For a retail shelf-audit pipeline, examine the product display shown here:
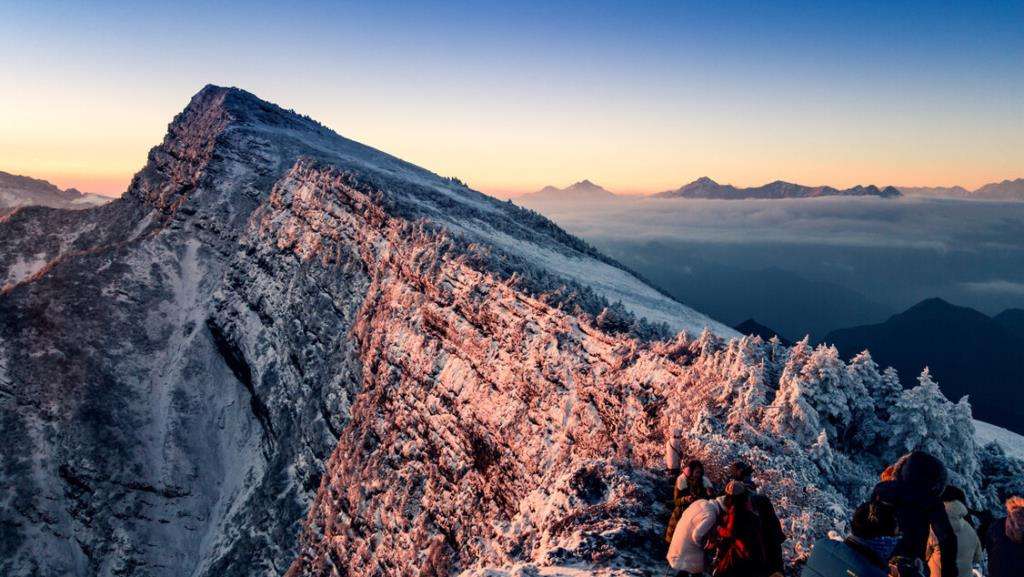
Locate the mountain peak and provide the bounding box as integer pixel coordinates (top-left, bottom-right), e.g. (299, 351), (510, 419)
(907, 296), (955, 311)
(734, 318), (791, 344)
(520, 179), (616, 201)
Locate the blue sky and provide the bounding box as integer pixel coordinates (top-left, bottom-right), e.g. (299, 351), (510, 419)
(2, 0), (1021, 195)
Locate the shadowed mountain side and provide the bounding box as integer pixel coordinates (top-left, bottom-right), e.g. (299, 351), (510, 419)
(825, 298), (1024, 433)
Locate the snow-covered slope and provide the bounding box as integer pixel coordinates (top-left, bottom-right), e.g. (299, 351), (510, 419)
(975, 420), (1024, 460)
(1, 86), (1018, 577)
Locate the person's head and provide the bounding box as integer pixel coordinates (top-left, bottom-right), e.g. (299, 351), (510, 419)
(850, 501), (898, 540)
(683, 459), (704, 480)
(940, 485), (966, 505)
(723, 480), (749, 510)
(896, 451), (948, 497)
(1007, 496), (1024, 544)
(727, 460), (754, 483)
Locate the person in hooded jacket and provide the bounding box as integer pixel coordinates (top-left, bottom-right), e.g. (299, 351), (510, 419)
(925, 486), (981, 577)
(871, 451), (958, 577)
(666, 459), (716, 543)
(985, 496), (1024, 577)
(666, 495), (724, 577)
(726, 460), (785, 576)
(711, 481), (769, 577)
(665, 428), (684, 474)
(802, 501), (902, 577)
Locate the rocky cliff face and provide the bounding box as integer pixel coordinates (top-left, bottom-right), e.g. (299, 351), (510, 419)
(0, 86), (726, 577)
(1, 86), (1016, 577)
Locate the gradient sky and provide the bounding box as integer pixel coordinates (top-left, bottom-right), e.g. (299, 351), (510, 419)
(2, 0), (1022, 197)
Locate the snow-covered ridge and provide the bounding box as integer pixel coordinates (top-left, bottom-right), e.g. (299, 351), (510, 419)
(145, 85), (734, 338)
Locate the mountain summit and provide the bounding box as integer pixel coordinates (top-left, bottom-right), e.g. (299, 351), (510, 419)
(1, 86), (1017, 577)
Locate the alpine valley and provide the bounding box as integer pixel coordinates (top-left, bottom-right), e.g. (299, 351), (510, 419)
(2, 86), (1022, 577)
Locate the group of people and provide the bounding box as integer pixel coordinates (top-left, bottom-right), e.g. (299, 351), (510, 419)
(803, 451), (1024, 577)
(664, 459), (786, 577)
(662, 448), (1024, 577)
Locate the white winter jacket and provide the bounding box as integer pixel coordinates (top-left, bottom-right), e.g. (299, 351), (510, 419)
(664, 429), (683, 471)
(926, 500), (982, 577)
(667, 497), (723, 572)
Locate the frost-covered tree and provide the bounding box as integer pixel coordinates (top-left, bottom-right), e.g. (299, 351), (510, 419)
(705, 337), (772, 428)
(845, 351), (892, 451)
(978, 442), (1024, 508)
(764, 338), (822, 444)
(594, 302), (631, 334)
(765, 338), (819, 442)
(877, 366), (905, 419)
(764, 341), (860, 446)
(887, 368), (953, 456)
(885, 368), (980, 500)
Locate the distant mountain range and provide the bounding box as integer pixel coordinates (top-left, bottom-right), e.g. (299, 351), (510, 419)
(654, 176), (901, 200)
(900, 178), (1024, 201)
(515, 176), (1024, 202)
(518, 179), (617, 202)
(0, 170), (110, 215)
(824, 298), (1024, 433)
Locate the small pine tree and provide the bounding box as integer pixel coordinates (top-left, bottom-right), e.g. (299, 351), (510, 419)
(764, 338), (822, 444)
(845, 351), (888, 451)
(885, 368), (979, 497)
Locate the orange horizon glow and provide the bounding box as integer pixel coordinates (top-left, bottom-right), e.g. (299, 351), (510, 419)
(6, 132), (1021, 200)
(11, 164), (1024, 200)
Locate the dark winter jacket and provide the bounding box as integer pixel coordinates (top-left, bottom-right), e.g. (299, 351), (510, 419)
(674, 473), (715, 504)
(712, 505), (769, 577)
(750, 489), (785, 573)
(801, 537), (889, 577)
(871, 453), (957, 577)
(986, 512), (1024, 577)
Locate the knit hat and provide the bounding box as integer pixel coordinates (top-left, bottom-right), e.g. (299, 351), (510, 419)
(896, 451), (948, 497)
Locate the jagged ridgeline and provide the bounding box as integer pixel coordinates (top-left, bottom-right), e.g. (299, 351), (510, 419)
(1, 86), (1020, 577)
